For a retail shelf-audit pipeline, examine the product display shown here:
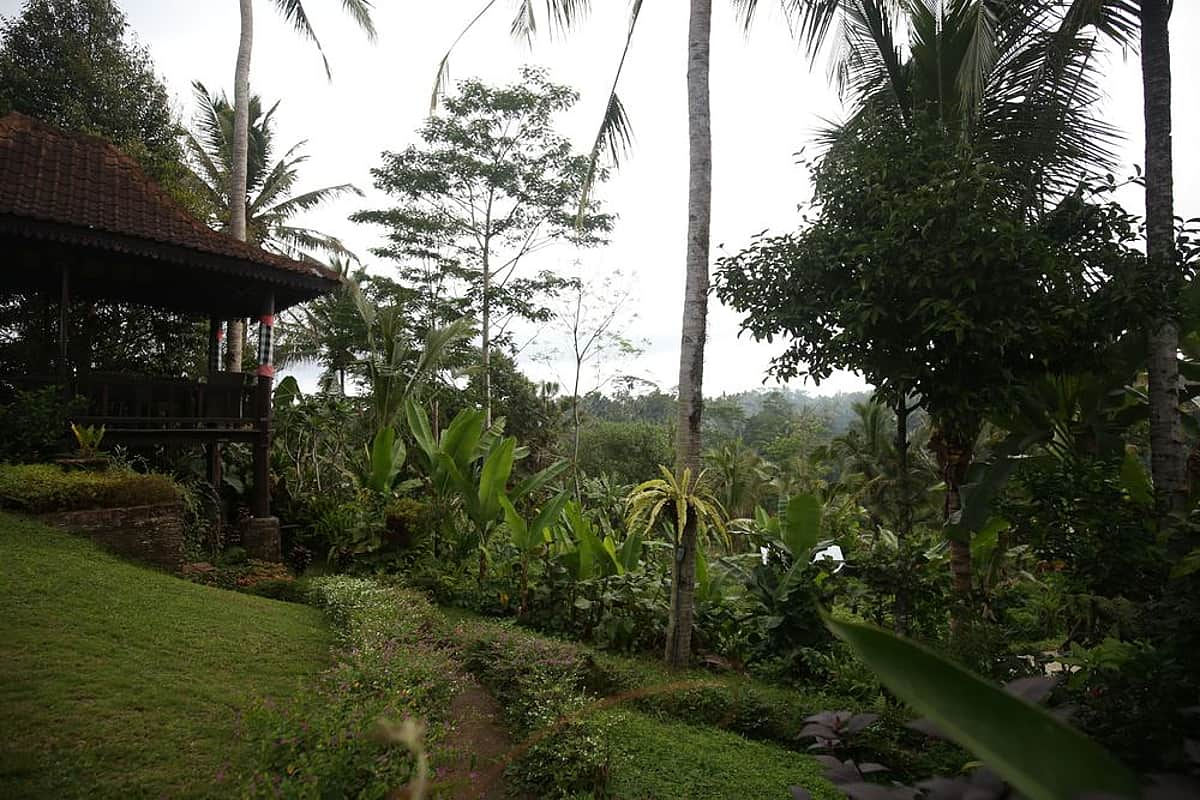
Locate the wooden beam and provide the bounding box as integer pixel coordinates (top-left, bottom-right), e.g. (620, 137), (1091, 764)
(251, 292), (275, 519)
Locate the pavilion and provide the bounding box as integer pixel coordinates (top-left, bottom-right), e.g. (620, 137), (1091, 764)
(0, 112), (342, 559)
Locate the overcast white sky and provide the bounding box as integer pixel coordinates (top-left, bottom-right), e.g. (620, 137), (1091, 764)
(5, 1), (1196, 397)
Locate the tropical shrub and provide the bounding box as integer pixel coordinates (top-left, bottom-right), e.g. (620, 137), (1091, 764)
(243, 578), (460, 798)
(0, 463), (179, 512)
(0, 386), (86, 463)
(574, 421), (673, 486)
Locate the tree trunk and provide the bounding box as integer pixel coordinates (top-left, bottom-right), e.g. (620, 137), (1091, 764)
(930, 424), (974, 621)
(893, 396), (911, 635)
(482, 249), (492, 428)
(665, 514), (699, 668)
(1141, 0), (1185, 516)
(226, 0), (254, 373)
(572, 361), (582, 501)
(664, 0), (712, 669)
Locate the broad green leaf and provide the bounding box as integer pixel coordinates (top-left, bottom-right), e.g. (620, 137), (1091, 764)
(443, 408), (485, 468)
(618, 531), (643, 573)
(404, 397), (437, 461)
(824, 615), (1140, 800)
(364, 426), (405, 494)
(500, 494), (532, 551)
(477, 437), (516, 522)
(530, 490), (571, 542)
(600, 535), (622, 576)
(782, 494), (820, 556)
(511, 460), (569, 502)
(1120, 447), (1153, 507)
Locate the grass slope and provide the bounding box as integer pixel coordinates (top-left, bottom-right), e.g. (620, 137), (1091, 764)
(0, 514), (331, 799)
(605, 710), (841, 800)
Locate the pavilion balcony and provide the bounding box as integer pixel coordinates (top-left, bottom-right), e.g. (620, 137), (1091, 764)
(0, 112), (343, 549)
(0, 372), (266, 444)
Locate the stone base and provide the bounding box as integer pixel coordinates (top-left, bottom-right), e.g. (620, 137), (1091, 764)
(39, 502), (184, 569)
(239, 516), (282, 562)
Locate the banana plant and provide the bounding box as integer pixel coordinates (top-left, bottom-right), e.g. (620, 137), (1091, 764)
(501, 489), (571, 615)
(405, 397), (568, 570)
(552, 501), (626, 580)
(360, 425), (407, 494)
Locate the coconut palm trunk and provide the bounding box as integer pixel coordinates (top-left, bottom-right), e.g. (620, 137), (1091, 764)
(226, 0), (254, 373)
(664, 0), (713, 669)
(1141, 0), (1185, 516)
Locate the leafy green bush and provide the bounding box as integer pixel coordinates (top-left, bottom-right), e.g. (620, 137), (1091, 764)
(459, 626), (613, 797)
(0, 463), (179, 513)
(0, 385), (84, 463)
(574, 420), (673, 486)
(243, 578), (460, 798)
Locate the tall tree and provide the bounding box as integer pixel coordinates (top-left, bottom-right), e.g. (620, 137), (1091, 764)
(0, 0), (197, 207)
(353, 68), (612, 427)
(226, 0), (376, 371)
(744, 0), (1137, 602)
(435, 0), (825, 668)
(545, 266), (640, 499)
(1140, 0), (1185, 515)
(716, 117), (1141, 616)
(186, 82), (360, 261)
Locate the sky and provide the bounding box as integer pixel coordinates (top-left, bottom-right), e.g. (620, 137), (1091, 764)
(4, 0), (1197, 398)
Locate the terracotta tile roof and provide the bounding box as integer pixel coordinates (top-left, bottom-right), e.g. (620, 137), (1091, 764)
(0, 112), (341, 288)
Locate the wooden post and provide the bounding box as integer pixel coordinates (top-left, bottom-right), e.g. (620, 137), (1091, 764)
(207, 317), (222, 376)
(251, 293), (275, 519)
(205, 317), (224, 492)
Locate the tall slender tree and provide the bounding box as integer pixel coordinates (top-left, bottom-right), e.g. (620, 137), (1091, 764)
(434, 0), (846, 667)
(1140, 0), (1185, 515)
(186, 82), (360, 261)
(226, 0), (376, 371)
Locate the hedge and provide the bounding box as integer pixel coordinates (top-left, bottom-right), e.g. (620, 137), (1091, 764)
(0, 464), (180, 514)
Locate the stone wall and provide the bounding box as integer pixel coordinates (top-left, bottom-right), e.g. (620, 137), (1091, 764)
(38, 502), (185, 570)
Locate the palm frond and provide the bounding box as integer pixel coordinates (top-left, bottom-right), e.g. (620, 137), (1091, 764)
(511, 0), (537, 47)
(340, 0), (378, 41)
(431, 0), (502, 114)
(955, 0), (999, 119)
(575, 0), (642, 225)
(544, 0), (591, 36)
(834, 0), (909, 115)
(269, 0), (332, 78)
(261, 183), (364, 218)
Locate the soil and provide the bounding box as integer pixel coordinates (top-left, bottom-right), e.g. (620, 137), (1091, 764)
(435, 678), (513, 799)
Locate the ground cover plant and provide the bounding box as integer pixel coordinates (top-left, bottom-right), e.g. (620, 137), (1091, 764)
(0, 463), (180, 513)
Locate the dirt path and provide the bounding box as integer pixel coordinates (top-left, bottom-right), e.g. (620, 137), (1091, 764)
(435, 678), (513, 799)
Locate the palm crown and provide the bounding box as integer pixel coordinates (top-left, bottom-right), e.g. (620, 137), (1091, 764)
(185, 81), (362, 261)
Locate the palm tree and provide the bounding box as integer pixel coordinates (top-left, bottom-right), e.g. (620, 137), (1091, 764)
(227, 0), (377, 371)
(703, 440), (772, 523)
(1139, 0), (1185, 515)
(435, 0), (830, 668)
(186, 82), (361, 262)
(807, 0), (1136, 599)
(274, 256), (366, 393)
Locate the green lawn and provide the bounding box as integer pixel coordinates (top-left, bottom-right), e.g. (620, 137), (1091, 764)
(604, 710), (840, 799)
(0, 514), (332, 799)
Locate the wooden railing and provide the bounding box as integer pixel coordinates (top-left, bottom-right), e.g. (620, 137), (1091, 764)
(1, 372), (267, 443)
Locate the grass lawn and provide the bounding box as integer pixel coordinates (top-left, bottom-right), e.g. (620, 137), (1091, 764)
(603, 710), (840, 799)
(0, 514), (332, 799)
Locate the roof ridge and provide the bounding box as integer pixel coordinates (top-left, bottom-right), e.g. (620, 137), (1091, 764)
(0, 111), (341, 285)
